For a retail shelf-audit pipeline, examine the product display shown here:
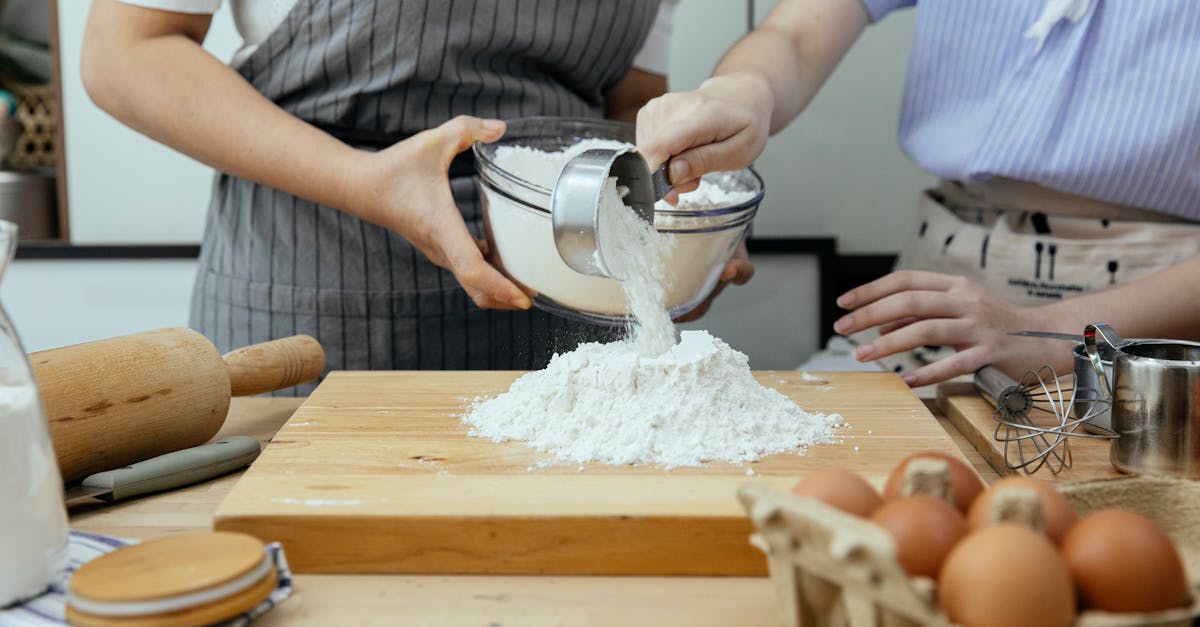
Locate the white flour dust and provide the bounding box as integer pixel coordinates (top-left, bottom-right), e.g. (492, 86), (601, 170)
(465, 140), (842, 468)
(596, 177), (675, 356)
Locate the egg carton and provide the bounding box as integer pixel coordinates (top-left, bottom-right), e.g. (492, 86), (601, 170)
(738, 477), (1200, 627)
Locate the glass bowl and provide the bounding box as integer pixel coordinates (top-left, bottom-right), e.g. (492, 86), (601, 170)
(473, 116), (764, 325)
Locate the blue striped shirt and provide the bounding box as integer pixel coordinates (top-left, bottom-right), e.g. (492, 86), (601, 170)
(861, 0), (1200, 219)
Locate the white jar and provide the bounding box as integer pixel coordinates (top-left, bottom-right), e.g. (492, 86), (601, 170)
(0, 221), (68, 608)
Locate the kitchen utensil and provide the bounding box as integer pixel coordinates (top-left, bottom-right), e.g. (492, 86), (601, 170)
(1084, 323), (1200, 478)
(939, 385), (1118, 479)
(473, 116), (763, 324)
(31, 328), (324, 483)
(215, 370), (965, 575)
(66, 532), (277, 627)
(551, 147), (665, 278)
(973, 365), (1112, 476)
(0, 219), (68, 608)
(1010, 330), (1122, 434)
(1073, 342), (1115, 433)
(64, 435), (261, 508)
(1009, 330), (1084, 343)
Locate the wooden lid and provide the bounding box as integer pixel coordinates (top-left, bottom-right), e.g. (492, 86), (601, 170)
(70, 531), (266, 603)
(67, 566), (277, 627)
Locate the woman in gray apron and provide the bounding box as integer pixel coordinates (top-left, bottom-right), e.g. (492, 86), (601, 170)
(82, 0), (671, 392)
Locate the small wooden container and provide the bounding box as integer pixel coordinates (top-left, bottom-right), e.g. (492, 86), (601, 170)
(66, 531), (277, 627)
(739, 477), (1200, 627)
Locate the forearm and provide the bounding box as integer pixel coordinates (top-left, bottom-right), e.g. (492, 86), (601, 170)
(709, 0), (868, 133)
(83, 10), (371, 221)
(1036, 255), (1200, 342)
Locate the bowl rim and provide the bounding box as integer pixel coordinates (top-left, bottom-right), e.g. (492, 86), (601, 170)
(472, 116), (766, 220)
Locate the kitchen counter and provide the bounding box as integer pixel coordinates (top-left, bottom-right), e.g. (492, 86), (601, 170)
(69, 396), (998, 626)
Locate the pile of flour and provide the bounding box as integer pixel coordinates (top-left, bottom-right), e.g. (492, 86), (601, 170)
(465, 139), (843, 468)
(465, 330), (842, 467)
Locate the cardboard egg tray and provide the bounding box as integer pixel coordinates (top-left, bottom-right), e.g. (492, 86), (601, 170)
(738, 477), (1200, 627)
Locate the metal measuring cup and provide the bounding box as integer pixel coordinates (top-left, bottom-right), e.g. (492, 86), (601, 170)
(550, 147), (670, 279)
(1084, 323), (1200, 478)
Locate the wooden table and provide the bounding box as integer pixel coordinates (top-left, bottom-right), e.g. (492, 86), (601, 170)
(70, 396), (999, 626)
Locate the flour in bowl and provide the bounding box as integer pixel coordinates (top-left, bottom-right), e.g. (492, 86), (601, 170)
(483, 139), (760, 318)
(490, 140), (759, 214)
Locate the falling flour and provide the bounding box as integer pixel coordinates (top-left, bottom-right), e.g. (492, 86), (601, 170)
(596, 177), (676, 356)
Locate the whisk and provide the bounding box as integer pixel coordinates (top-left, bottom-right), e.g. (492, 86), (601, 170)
(973, 365), (1114, 476)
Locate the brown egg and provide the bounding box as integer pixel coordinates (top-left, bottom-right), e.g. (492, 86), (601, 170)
(869, 495), (966, 579)
(967, 476), (1077, 545)
(1060, 509), (1191, 612)
(791, 469), (882, 517)
(939, 523), (1076, 627)
(883, 451), (984, 514)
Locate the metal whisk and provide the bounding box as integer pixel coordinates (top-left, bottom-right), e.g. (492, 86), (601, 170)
(974, 365), (1114, 476)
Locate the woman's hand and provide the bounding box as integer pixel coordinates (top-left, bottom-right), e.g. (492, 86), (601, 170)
(674, 242), (755, 322)
(636, 74), (773, 200)
(346, 116), (531, 310)
(833, 271), (1067, 387)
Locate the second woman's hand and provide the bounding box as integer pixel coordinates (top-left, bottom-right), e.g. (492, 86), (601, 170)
(345, 116), (531, 311)
(833, 270), (1075, 387)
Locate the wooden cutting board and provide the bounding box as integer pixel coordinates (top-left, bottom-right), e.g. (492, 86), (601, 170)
(214, 371), (969, 576)
(937, 382), (1123, 482)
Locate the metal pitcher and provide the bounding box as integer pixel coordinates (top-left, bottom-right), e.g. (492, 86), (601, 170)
(1084, 323), (1200, 478)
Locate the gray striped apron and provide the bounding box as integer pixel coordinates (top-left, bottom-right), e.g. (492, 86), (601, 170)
(190, 0), (660, 394)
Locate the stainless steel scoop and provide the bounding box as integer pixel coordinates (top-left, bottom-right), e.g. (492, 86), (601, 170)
(551, 147), (670, 279)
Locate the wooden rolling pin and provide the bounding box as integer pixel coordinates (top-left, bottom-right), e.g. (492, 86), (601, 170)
(30, 327), (324, 482)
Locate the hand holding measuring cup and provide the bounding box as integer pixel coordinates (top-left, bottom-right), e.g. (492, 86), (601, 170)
(635, 74), (774, 203)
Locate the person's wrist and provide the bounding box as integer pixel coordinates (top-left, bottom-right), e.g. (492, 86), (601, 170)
(1029, 300), (1087, 336)
(332, 146), (383, 222)
(701, 72), (774, 121)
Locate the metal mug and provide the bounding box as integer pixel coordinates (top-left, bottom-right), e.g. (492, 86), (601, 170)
(1084, 323), (1200, 478)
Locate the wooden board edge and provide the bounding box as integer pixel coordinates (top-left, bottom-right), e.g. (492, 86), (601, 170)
(937, 386), (1011, 478)
(213, 513), (768, 577)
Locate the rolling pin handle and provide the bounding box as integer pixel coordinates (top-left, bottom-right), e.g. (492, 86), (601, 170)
(223, 335), (325, 396)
